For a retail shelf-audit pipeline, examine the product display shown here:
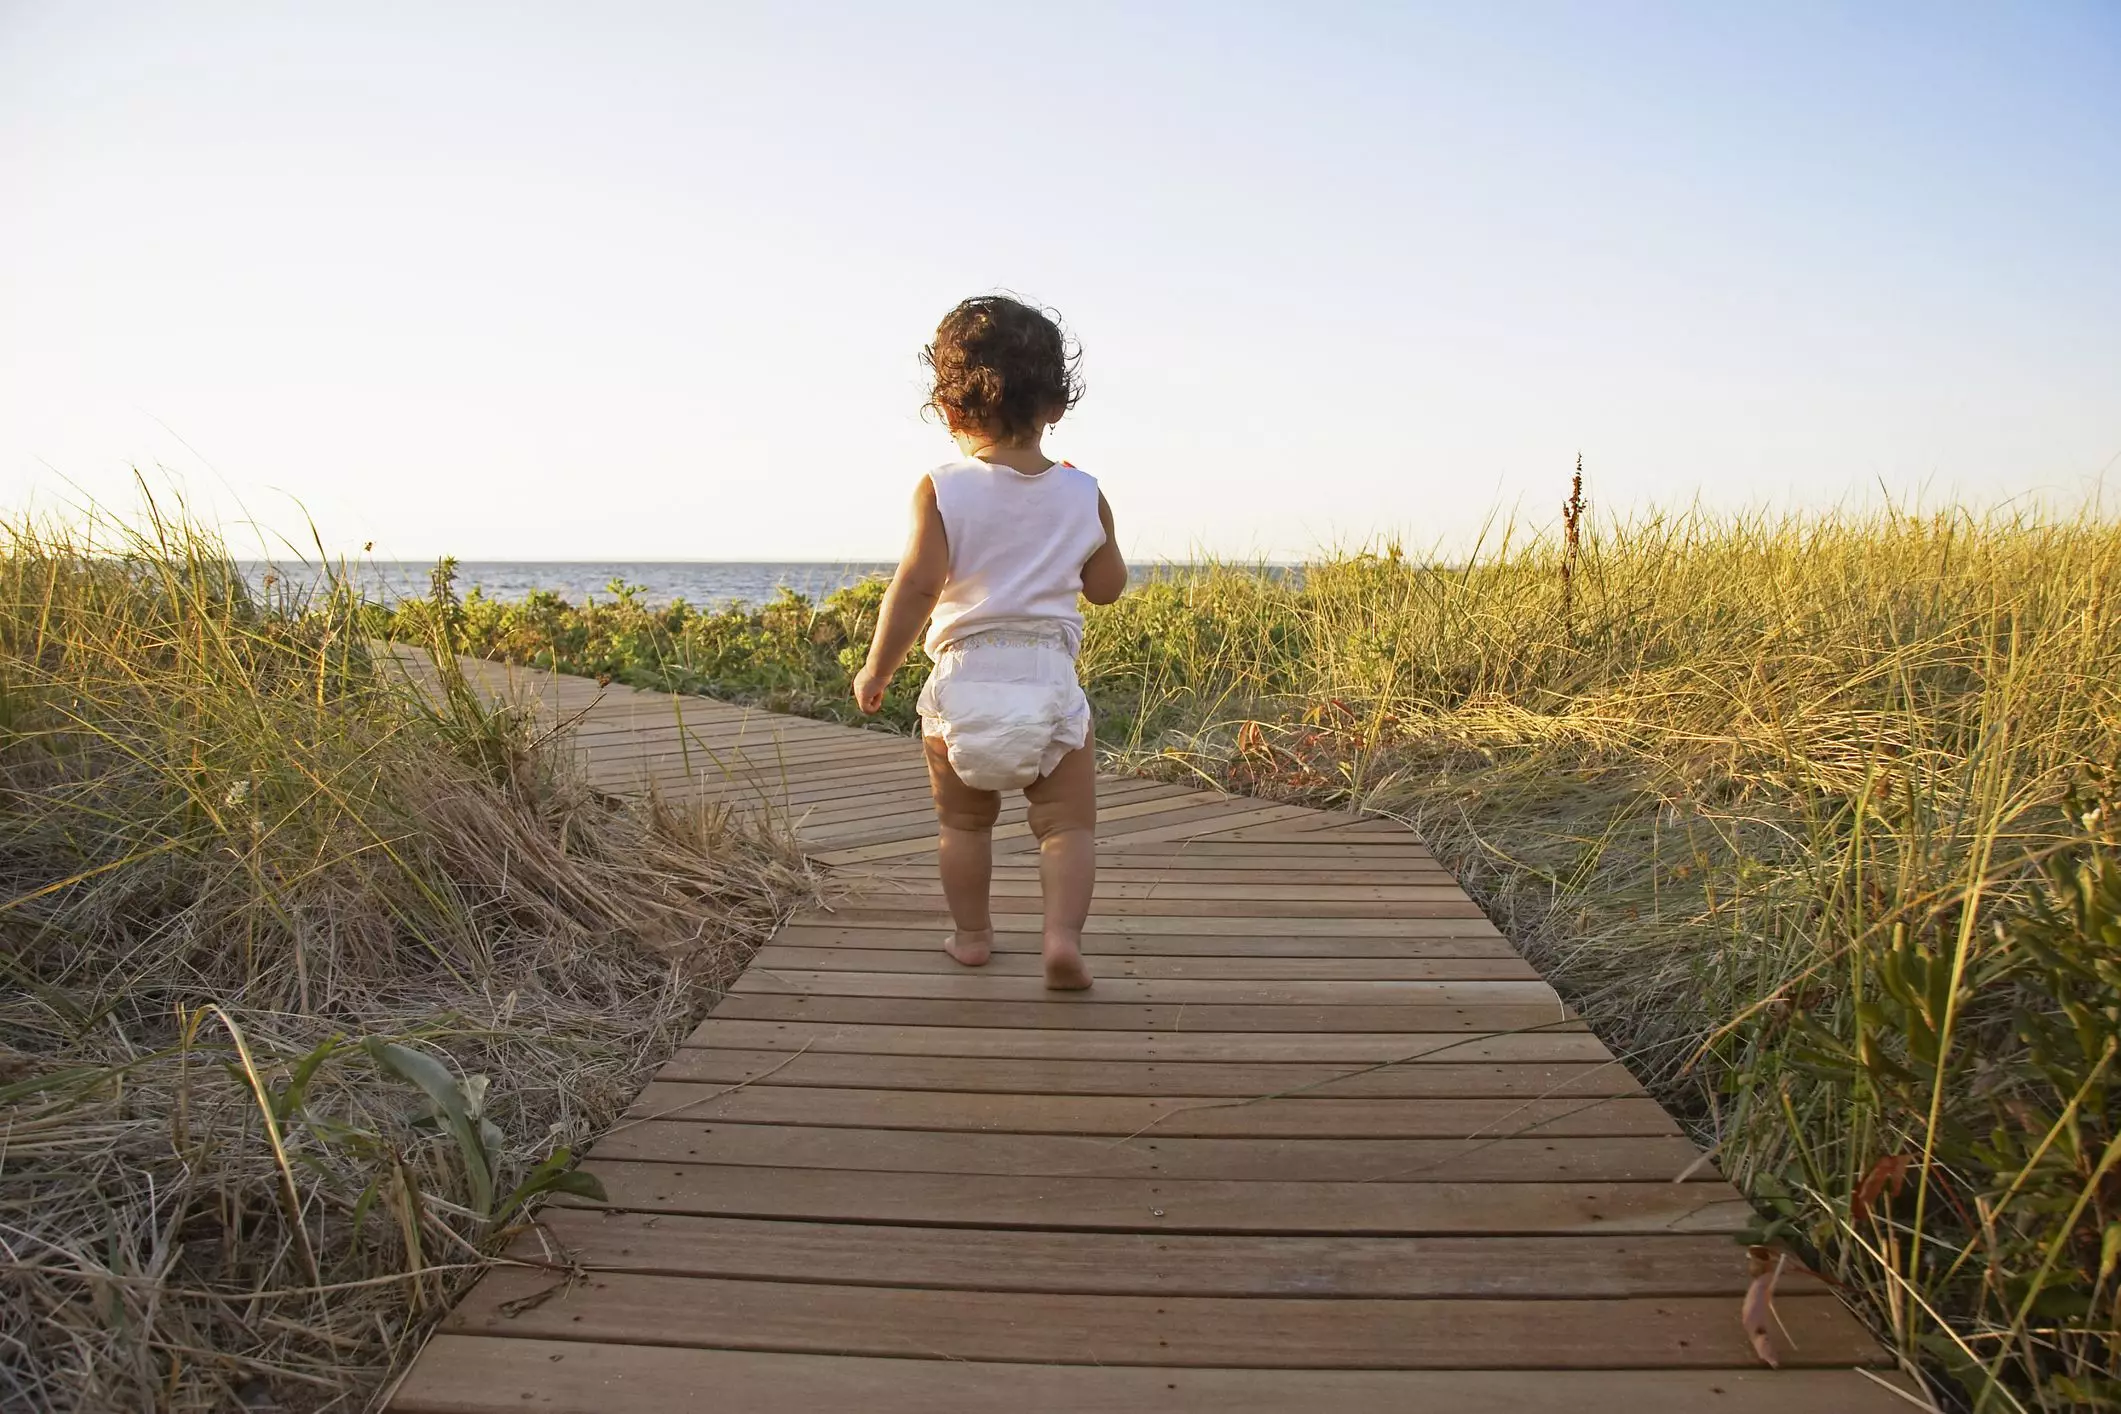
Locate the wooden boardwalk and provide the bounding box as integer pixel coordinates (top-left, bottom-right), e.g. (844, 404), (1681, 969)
(390, 657), (1912, 1413)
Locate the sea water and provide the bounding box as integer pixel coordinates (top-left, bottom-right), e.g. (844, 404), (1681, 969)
(247, 561), (896, 609)
(245, 560), (1284, 609)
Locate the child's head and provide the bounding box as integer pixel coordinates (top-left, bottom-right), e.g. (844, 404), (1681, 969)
(922, 295), (1082, 445)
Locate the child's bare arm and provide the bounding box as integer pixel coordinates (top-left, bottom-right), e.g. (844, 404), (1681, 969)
(852, 477), (949, 713)
(1080, 491), (1127, 605)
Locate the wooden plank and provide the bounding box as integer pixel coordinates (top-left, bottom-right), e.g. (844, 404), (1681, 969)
(787, 788), (958, 822)
(748, 945), (1540, 980)
(1219, 815), (1413, 840)
(680, 1018), (1610, 1062)
(568, 716), (866, 752)
(784, 783), (1200, 827)
(1302, 817), (1417, 835)
(1083, 861), (1455, 879)
(796, 778), (1175, 828)
(561, 708), (766, 734)
(394, 1339), (1920, 1414)
(554, 693), (860, 728)
(797, 806), (980, 843)
(730, 970), (1555, 1004)
(1086, 853), (1450, 871)
(652, 1046), (1640, 1097)
(693, 772), (940, 809)
(839, 880), (1483, 902)
(441, 1273), (1884, 1369)
(507, 1211), (1767, 1292)
(554, 1162), (1752, 1234)
(767, 924), (1517, 957)
(568, 724), (866, 758)
(1203, 809), (1383, 838)
(567, 725), (907, 762)
(700, 761), (973, 802)
(588, 735), (854, 768)
(826, 895), (1491, 918)
(1031, 802), (1319, 851)
(1076, 797), (1310, 835)
(800, 810), (995, 845)
(621, 1083), (1678, 1137)
(801, 911), (1504, 938)
(590, 752), (927, 794)
(801, 789), (1227, 842)
(590, 1121), (1709, 1183)
(820, 793), (1280, 864)
(674, 754), (927, 790)
(826, 790), (1253, 855)
(866, 851), (1464, 876)
(957, 864), (1469, 884)
(1112, 841), (1438, 860)
(581, 762), (912, 803)
(708, 993), (1583, 1032)
(817, 837), (942, 864)
(707, 767), (940, 807)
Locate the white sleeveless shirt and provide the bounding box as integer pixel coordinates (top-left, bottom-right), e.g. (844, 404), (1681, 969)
(922, 458), (1106, 657)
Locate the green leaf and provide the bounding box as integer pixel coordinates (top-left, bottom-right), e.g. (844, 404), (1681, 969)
(494, 1147), (609, 1224)
(549, 1169), (608, 1203)
(364, 1038), (494, 1217)
(2027, 1285), (2093, 1320)
(350, 1174), (381, 1236)
(273, 1036), (340, 1126)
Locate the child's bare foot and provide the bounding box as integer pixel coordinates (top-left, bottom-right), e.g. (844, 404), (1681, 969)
(1042, 934), (1092, 991)
(944, 928), (994, 967)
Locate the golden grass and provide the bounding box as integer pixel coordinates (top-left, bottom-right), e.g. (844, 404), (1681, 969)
(0, 503), (814, 1411)
(1081, 505), (2121, 1410)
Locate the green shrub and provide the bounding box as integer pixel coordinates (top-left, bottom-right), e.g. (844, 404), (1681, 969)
(385, 568), (926, 730)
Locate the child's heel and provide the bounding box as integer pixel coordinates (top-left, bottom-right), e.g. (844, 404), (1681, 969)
(944, 928), (993, 967)
(1041, 935), (1092, 991)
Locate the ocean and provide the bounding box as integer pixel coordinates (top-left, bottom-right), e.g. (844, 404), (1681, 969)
(249, 560), (1283, 608)
(251, 561), (900, 608)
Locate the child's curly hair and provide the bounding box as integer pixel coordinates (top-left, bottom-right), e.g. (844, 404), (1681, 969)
(922, 295), (1083, 443)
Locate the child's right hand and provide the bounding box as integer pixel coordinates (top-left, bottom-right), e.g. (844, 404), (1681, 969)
(851, 663), (889, 714)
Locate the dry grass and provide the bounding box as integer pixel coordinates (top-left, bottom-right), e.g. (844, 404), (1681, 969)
(1084, 504), (2121, 1411)
(0, 504), (815, 1411)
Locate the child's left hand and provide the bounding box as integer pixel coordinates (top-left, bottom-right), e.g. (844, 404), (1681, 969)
(851, 663), (889, 714)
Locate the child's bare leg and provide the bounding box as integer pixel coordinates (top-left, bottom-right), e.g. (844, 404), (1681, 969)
(1034, 829), (1094, 989)
(937, 826), (994, 964)
(924, 737), (998, 965)
(1025, 738), (1097, 991)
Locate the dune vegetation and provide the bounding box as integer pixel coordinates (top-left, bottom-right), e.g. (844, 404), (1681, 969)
(1083, 505), (2121, 1413)
(0, 508), (811, 1412)
(407, 499), (2121, 1412)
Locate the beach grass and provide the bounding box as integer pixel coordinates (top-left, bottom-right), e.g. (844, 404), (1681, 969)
(0, 504), (813, 1411)
(413, 501), (2121, 1410)
(1082, 506), (2121, 1411)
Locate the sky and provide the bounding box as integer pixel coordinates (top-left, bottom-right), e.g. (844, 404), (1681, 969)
(2, 2), (2117, 563)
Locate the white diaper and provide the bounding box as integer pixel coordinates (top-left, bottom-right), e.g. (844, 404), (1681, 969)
(917, 628), (1091, 791)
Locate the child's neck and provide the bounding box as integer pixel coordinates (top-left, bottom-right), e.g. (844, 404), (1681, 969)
(953, 429), (1055, 476)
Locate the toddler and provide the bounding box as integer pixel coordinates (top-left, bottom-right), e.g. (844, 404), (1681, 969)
(852, 295), (1126, 990)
